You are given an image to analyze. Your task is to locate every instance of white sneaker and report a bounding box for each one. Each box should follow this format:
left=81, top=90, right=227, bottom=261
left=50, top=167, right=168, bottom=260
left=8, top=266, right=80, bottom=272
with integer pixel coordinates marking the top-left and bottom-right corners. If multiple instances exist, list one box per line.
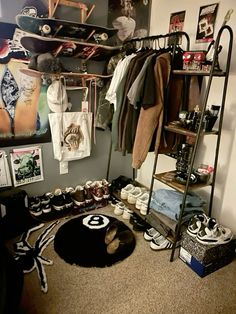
left=144, top=227, right=160, bottom=241
left=150, top=235, right=173, bottom=251
left=136, top=192, right=149, bottom=210
left=114, top=202, right=125, bottom=215
left=127, top=187, right=144, bottom=205
left=120, top=184, right=135, bottom=200
left=122, top=207, right=133, bottom=220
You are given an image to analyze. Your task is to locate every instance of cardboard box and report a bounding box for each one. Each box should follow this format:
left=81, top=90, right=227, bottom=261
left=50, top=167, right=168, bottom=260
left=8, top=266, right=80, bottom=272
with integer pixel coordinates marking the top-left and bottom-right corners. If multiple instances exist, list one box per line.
left=181, top=232, right=235, bottom=265
left=179, top=246, right=234, bottom=277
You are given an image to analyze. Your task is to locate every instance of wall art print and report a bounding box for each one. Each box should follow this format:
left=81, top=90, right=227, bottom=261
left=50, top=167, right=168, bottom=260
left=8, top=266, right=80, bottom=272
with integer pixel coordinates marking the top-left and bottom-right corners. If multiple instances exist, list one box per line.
left=10, top=146, right=44, bottom=187
left=108, top=0, right=151, bottom=44
left=0, top=60, right=51, bottom=147
left=196, top=3, right=219, bottom=43
left=168, top=10, right=186, bottom=45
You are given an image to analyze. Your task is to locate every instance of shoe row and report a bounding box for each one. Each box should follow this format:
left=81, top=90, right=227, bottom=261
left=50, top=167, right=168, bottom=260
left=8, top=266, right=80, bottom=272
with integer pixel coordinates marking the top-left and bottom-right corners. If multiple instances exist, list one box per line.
left=28, top=179, right=111, bottom=217
left=120, top=183, right=150, bottom=215
left=187, top=213, right=233, bottom=245
left=144, top=227, right=173, bottom=251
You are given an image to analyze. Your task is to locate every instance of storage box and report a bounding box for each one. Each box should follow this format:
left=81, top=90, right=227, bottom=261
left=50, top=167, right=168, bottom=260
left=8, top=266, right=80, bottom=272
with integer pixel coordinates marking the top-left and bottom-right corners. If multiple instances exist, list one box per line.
left=179, top=246, right=235, bottom=277
left=181, top=231, right=235, bottom=265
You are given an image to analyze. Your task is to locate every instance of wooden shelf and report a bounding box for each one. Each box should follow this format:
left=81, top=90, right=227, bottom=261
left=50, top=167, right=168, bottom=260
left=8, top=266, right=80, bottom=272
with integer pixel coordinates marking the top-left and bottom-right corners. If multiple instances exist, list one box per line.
left=164, top=124, right=218, bottom=137
left=153, top=171, right=211, bottom=194
left=172, top=69, right=226, bottom=77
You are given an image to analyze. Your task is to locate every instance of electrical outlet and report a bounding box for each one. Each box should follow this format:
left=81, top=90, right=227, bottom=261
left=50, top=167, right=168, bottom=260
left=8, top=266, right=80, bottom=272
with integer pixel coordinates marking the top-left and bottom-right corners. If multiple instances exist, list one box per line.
left=59, top=161, right=69, bottom=174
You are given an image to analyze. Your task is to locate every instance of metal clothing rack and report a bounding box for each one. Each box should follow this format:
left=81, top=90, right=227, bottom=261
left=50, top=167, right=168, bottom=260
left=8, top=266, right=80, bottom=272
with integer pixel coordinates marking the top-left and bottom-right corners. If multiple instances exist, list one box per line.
left=106, top=31, right=190, bottom=182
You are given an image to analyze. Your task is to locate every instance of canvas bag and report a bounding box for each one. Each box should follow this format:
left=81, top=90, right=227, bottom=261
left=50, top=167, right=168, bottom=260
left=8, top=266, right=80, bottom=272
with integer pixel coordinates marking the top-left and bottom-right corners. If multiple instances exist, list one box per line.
left=48, top=112, right=93, bottom=161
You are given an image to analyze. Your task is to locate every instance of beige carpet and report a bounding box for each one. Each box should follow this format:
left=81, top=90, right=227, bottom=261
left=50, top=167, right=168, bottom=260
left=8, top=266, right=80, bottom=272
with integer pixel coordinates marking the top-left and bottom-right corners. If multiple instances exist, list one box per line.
left=10, top=205, right=236, bottom=314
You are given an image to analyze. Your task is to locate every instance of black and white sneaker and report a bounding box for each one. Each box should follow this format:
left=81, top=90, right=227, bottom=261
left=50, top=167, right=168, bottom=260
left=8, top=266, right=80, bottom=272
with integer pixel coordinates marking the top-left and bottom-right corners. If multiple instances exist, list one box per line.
left=51, top=189, right=66, bottom=211
left=196, top=218, right=233, bottom=245
left=187, top=213, right=210, bottom=238
left=144, top=227, right=160, bottom=241
left=29, top=206, right=42, bottom=217
left=150, top=234, right=173, bottom=251
left=42, top=204, right=52, bottom=214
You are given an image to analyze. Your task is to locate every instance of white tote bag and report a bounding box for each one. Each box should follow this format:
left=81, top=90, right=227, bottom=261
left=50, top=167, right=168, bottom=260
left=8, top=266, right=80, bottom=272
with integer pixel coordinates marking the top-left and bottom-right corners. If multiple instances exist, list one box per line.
left=48, top=112, right=93, bottom=161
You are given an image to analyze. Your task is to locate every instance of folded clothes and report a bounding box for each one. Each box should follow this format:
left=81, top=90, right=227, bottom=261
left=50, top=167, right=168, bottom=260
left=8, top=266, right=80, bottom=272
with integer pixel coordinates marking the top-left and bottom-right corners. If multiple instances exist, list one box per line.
left=150, top=189, right=206, bottom=222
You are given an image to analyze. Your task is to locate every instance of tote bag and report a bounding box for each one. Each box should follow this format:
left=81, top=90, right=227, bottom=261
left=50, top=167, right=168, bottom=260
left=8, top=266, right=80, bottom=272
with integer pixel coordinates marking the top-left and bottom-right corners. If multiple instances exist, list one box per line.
left=48, top=112, right=93, bottom=162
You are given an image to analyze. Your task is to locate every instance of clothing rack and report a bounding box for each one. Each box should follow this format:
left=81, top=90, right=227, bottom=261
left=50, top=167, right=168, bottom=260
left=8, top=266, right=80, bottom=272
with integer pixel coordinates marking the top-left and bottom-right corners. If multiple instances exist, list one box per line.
left=106, top=31, right=190, bottom=182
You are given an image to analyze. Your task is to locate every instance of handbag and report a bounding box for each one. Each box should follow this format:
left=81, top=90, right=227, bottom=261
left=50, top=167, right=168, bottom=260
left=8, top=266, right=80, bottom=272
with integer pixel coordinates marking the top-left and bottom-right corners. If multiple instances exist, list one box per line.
left=48, top=111, right=93, bottom=161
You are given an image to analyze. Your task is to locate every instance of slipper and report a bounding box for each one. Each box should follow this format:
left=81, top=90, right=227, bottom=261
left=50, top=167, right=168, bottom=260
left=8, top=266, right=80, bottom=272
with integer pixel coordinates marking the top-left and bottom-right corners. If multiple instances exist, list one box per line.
left=104, top=220, right=125, bottom=245
left=106, top=230, right=134, bottom=255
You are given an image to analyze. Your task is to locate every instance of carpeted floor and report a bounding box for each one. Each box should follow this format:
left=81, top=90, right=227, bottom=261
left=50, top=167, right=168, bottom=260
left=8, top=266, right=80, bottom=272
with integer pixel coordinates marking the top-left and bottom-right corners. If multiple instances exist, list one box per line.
left=8, top=205, right=236, bottom=314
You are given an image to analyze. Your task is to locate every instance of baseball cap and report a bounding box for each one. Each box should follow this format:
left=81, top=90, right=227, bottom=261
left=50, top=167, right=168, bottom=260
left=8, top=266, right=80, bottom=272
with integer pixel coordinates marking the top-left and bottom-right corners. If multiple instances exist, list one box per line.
left=47, top=80, right=69, bottom=113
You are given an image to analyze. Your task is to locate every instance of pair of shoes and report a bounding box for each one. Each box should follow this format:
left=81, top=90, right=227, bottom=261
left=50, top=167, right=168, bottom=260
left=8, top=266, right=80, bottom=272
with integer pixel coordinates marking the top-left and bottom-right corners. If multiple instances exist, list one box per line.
left=105, top=221, right=134, bottom=255
left=120, top=184, right=135, bottom=200
left=122, top=207, right=133, bottom=220
left=71, top=185, right=86, bottom=207
left=88, top=179, right=111, bottom=201
left=127, top=187, right=146, bottom=205
left=28, top=194, right=52, bottom=216
left=144, top=228, right=173, bottom=250
left=51, top=188, right=73, bottom=211
left=150, top=234, right=173, bottom=251
left=187, top=214, right=233, bottom=245
left=135, top=192, right=151, bottom=215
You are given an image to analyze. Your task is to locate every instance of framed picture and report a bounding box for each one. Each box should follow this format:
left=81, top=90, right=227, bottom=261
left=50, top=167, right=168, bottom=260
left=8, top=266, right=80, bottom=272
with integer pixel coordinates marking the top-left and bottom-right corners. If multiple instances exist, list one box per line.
left=0, top=23, right=51, bottom=147
left=107, top=0, right=152, bottom=44
left=196, top=3, right=219, bottom=43
left=10, top=146, right=44, bottom=187
left=168, top=10, right=186, bottom=45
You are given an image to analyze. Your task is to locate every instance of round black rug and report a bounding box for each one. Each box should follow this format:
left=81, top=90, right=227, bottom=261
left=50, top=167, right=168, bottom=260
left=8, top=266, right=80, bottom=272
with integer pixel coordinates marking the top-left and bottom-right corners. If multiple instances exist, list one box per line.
left=54, top=214, right=136, bottom=267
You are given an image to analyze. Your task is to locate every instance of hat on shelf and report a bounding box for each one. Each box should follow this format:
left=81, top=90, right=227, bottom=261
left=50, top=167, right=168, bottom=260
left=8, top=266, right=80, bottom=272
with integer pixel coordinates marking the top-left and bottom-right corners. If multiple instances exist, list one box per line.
left=47, top=79, right=70, bottom=113
left=112, top=16, right=136, bottom=42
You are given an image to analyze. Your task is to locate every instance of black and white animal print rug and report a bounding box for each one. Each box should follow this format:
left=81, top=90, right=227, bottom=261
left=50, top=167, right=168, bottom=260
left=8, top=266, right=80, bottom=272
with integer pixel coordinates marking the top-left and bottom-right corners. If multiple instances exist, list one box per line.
left=13, top=220, right=59, bottom=293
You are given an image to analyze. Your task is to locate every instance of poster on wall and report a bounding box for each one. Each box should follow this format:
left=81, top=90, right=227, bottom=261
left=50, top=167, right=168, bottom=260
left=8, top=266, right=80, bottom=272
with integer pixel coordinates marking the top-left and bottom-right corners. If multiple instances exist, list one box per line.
left=10, top=146, right=44, bottom=187
left=0, top=60, right=51, bottom=147
left=107, top=0, right=151, bottom=44
left=0, top=150, right=12, bottom=188
left=168, top=10, right=186, bottom=45
left=196, top=3, right=219, bottom=43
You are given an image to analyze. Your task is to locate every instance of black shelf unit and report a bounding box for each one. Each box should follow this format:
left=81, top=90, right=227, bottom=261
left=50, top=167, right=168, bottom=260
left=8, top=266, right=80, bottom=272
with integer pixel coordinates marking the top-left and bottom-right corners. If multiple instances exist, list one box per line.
left=145, top=25, right=233, bottom=262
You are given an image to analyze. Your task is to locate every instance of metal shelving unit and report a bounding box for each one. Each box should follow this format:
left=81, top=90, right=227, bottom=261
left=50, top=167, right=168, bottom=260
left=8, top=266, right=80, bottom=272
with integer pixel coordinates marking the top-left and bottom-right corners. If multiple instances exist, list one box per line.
left=146, top=25, right=233, bottom=262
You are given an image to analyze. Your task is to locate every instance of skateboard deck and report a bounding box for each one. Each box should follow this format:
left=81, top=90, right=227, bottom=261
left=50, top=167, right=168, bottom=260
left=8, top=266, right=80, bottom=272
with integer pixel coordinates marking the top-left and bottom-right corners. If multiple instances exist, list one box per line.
left=20, top=33, right=122, bottom=61
left=16, top=14, right=118, bottom=43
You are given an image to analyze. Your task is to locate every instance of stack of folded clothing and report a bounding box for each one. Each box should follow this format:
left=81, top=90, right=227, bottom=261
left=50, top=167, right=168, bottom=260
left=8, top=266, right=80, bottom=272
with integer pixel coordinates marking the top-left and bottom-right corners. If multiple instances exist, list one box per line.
left=150, top=189, right=206, bottom=223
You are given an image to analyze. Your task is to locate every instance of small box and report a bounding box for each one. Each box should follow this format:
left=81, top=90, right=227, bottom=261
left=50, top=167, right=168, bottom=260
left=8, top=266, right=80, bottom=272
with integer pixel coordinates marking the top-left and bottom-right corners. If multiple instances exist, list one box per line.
left=181, top=232, right=235, bottom=265
left=179, top=246, right=234, bottom=277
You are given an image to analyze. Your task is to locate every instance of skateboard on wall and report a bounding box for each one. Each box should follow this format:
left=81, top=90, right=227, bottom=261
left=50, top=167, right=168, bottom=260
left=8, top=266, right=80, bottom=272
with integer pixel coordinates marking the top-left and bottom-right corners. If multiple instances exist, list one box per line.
left=16, top=14, right=118, bottom=43
left=20, top=32, right=122, bottom=61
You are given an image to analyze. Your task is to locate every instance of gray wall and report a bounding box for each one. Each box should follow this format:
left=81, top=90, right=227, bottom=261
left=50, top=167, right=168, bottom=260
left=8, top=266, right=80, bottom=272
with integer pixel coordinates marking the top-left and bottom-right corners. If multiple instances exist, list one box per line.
left=0, top=0, right=132, bottom=196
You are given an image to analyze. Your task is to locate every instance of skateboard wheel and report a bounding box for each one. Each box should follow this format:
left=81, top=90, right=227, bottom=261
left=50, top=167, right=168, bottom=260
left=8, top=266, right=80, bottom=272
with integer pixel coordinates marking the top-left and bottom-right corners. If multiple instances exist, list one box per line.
left=100, top=33, right=108, bottom=41
left=41, top=24, right=51, bottom=35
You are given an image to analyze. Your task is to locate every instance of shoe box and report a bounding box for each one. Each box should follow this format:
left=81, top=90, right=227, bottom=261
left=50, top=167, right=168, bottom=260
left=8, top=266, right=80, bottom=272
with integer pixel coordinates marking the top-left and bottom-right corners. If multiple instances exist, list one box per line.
left=179, top=232, right=236, bottom=277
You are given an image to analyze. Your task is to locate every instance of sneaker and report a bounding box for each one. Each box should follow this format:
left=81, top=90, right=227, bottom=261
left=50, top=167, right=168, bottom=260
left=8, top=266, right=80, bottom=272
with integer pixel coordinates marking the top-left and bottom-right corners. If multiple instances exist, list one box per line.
left=63, top=187, right=74, bottom=208
left=29, top=205, right=42, bottom=216
left=136, top=192, right=149, bottom=210
left=114, top=202, right=125, bottom=215
left=144, top=227, right=160, bottom=241
left=101, top=179, right=110, bottom=199
left=51, top=189, right=66, bottom=211
left=120, top=184, right=135, bottom=200
left=122, top=207, right=133, bottom=220
left=28, top=196, right=41, bottom=209
left=84, top=181, right=94, bottom=204
left=91, top=181, right=104, bottom=201
left=42, top=204, right=52, bottom=214
left=187, top=213, right=210, bottom=238
left=127, top=187, right=145, bottom=205
left=71, top=185, right=86, bottom=207
left=150, top=235, right=173, bottom=251
left=39, top=194, right=51, bottom=205
left=196, top=219, right=233, bottom=245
